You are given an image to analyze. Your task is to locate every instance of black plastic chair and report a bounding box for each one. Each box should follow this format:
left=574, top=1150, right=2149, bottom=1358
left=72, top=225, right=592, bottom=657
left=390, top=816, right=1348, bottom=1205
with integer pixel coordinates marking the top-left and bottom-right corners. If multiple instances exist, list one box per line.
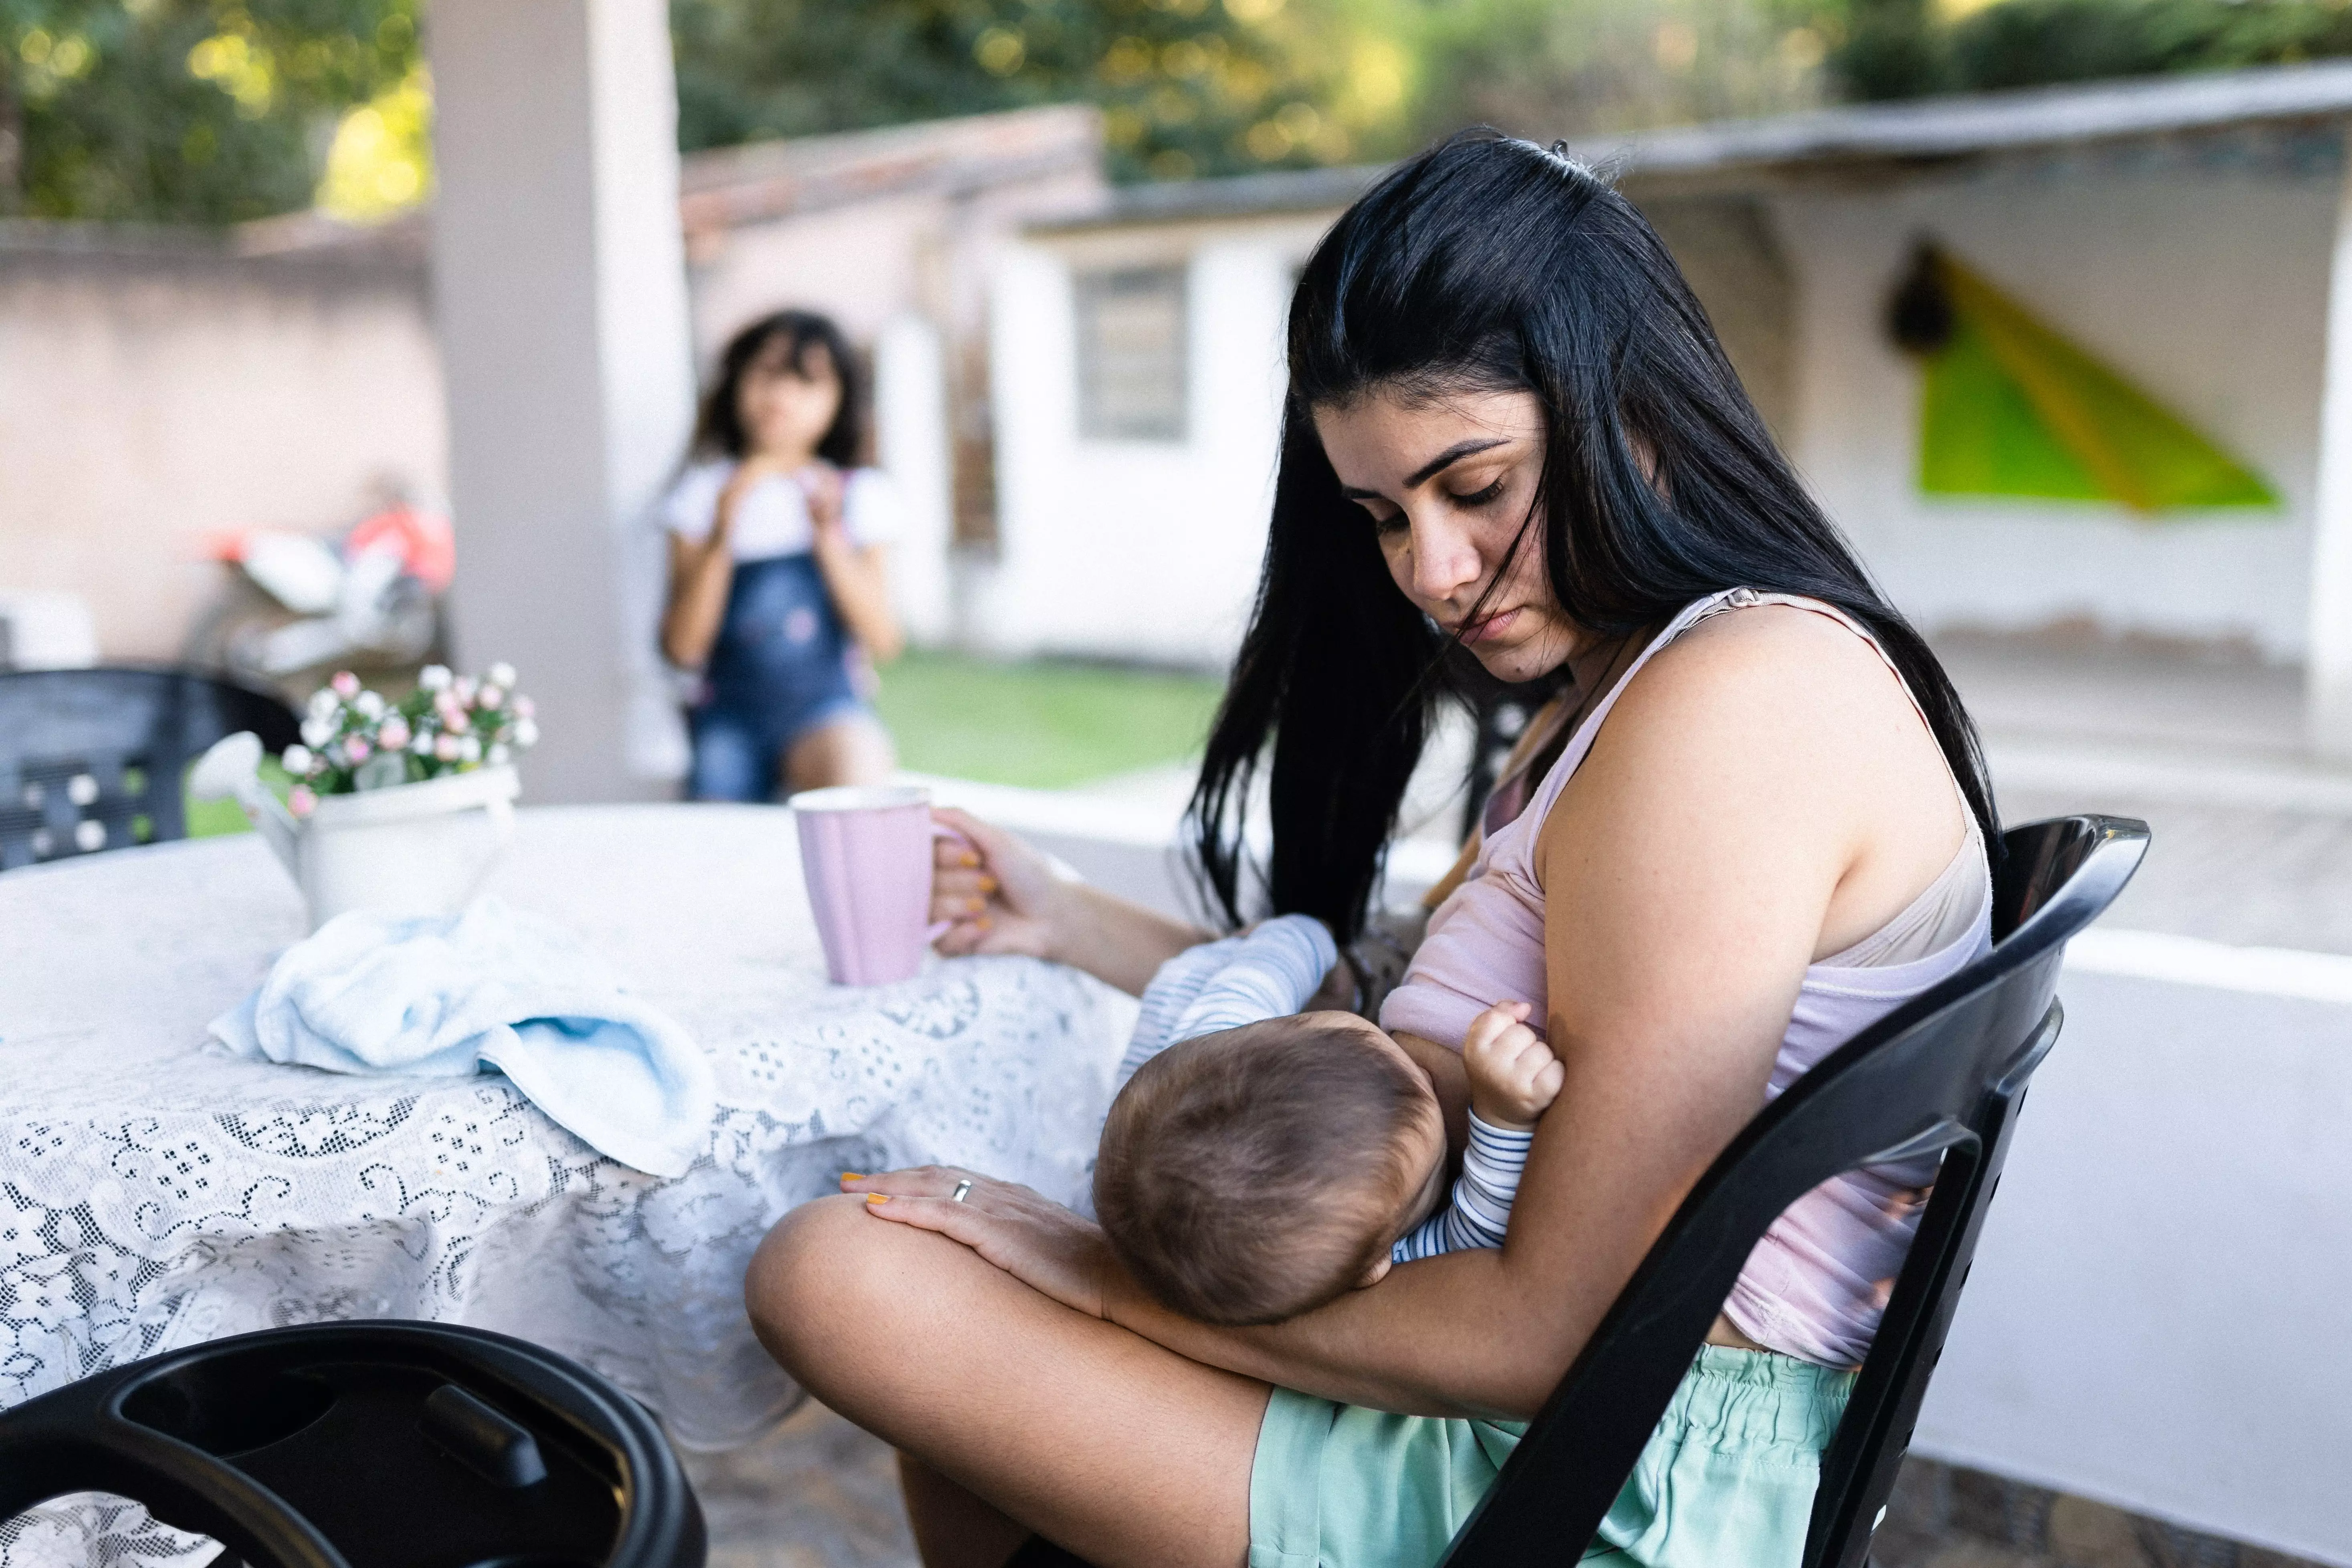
left=0, top=665, right=299, bottom=870
left=1012, top=813, right=2148, bottom=1568
left=0, top=1320, right=705, bottom=1568
left=1439, top=813, right=2147, bottom=1567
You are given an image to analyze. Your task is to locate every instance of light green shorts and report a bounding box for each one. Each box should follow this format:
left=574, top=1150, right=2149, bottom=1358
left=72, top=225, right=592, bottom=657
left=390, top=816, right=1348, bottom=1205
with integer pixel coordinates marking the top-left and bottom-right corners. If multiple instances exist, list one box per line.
left=1248, top=1346, right=1856, bottom=1568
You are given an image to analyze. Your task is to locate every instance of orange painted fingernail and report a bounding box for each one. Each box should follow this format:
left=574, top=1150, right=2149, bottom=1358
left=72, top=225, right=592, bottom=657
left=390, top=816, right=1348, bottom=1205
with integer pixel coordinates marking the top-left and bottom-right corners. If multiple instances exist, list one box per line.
left=840, top=1172, right=864, bottom=1183
left=975, top=916, right=992, bottom=931
left=960, top=852, right=980, bottom=867
left=977, top=875, right=998, bottom=893
left=866, top=1193, right=890, bottom=1205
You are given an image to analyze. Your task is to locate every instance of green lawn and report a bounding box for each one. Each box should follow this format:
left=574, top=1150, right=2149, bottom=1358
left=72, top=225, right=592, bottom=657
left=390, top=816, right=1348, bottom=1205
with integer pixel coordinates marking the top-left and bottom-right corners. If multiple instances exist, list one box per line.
left=184, top=654, right=1225, bottom=836
left=874, top=650, right=1225, bottom=789
left=187, top=757, right=294, bottom=838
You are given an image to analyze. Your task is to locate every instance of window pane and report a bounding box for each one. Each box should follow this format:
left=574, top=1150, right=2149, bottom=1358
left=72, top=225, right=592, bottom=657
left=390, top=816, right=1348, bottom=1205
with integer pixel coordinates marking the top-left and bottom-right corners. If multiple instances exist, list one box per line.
left=1076, top=266, right=1188, bottom=442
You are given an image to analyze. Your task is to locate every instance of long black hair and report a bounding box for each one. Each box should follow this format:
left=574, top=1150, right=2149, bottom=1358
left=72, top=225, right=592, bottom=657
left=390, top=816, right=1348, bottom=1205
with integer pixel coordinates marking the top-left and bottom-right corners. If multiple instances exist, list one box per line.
left=691, top=308, right=864, bottom=467
left=1187, top=130, right=1997, bottom=942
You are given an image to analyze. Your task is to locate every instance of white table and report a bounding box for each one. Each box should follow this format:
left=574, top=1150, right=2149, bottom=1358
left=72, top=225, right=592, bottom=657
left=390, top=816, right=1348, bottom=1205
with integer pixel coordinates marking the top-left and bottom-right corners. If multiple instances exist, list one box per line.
left=0, top=805, right=1131, bottom=1556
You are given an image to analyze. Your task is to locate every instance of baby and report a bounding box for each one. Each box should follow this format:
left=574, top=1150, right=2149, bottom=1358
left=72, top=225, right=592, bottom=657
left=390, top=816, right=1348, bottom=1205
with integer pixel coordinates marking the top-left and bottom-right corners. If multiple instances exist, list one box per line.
left=1095, top=916, right=1563, bottom=1326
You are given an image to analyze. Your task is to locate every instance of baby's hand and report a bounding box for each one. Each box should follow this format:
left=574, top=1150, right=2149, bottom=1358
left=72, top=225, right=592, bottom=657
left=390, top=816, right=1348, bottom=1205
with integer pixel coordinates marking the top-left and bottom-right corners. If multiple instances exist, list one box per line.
left=1462, top=1001, right=1562, bottom=1131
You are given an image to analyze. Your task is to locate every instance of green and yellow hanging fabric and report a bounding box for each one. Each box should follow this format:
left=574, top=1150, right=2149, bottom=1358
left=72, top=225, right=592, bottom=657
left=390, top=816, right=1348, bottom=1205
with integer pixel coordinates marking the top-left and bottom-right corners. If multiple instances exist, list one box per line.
left=1887, top=242, right=2277, bottom=513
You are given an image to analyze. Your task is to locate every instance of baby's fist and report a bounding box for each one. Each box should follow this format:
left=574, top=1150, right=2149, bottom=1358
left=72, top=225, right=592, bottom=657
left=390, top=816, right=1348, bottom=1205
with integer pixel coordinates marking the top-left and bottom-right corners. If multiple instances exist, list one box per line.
left=1462, top=1001, right=1563, bottom=1130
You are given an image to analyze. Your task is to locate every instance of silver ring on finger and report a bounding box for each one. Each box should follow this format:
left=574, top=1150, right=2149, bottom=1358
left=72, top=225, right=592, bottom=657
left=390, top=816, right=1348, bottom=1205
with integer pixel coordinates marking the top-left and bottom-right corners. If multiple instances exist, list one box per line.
left=950, top=1179, right=973, bottom=1203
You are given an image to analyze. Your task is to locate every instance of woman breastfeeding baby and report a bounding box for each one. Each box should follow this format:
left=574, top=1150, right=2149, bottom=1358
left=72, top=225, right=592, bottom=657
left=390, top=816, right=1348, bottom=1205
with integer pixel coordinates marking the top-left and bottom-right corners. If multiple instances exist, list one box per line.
left=746, top=131, right=1998, bottom=1568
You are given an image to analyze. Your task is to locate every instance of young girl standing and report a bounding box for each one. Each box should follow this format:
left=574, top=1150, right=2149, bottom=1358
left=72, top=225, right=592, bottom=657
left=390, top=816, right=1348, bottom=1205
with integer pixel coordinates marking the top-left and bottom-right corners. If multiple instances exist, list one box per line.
left=661, top=309, right=903, bottom=799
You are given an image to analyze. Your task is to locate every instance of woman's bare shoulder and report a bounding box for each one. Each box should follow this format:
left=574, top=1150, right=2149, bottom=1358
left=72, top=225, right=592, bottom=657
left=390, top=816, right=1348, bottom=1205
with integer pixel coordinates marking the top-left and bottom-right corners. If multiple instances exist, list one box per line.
left=1589, top=603, right=1919, bottom=778
left=1536, top=599, right=1958, bottom=950
left=1543, top=605, right=1936, bottom=871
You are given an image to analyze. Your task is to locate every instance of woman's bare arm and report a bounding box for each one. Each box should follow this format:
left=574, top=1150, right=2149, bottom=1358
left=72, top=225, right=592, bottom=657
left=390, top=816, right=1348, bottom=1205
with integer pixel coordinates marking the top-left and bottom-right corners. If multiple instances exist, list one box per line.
left=877, top=612, right=1949, bottom=1417
left=929, top=807, right=1208, bottom=995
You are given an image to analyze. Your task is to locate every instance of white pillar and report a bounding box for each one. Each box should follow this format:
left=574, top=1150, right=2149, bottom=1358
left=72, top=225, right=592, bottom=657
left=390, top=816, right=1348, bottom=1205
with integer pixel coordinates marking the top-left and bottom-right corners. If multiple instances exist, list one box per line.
left=875, top=313, right=956, bottom=647
left=428, top=0, right=695, bottom=801
left=2308, top=135, right=2352, bottom=759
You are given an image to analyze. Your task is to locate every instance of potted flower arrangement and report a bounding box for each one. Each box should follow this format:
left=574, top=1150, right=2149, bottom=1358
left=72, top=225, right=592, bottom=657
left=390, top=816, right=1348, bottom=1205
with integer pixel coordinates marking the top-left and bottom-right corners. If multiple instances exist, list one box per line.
left=192, top=663, right=539, bottom=930
left=283, top=662, right=539, bottom=816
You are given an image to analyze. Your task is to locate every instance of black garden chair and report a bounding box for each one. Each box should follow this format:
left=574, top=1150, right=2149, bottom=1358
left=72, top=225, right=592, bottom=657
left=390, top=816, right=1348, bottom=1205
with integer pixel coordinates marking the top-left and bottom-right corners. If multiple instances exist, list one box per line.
left=0, top=1320, right=705, bottom=1568
left=0, top=665, right=299, bottom=871
left=1017, top=812, right=2149, bottom=1568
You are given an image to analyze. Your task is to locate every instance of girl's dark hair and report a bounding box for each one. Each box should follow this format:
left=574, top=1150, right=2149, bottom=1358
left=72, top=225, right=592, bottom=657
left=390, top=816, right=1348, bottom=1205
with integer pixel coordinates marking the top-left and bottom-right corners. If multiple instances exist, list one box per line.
left=1188, top=130, right=1997, bottom=942
left=691, top=308, right=863, bottom=467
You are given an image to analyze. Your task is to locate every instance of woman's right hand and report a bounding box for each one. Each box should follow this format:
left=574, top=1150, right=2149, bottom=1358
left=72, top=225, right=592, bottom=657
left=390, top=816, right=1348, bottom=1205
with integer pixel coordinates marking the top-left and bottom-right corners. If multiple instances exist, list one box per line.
left=930, top=806, right=1068, bottom=960
left=843, top=1166, right=1111, bottom=1320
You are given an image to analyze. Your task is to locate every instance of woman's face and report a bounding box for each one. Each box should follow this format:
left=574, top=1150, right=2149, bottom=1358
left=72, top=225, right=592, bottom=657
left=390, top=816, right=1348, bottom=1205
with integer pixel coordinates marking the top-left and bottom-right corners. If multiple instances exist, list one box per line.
left=1314, top=387, right=1583, bottom=684
left=736, top=336, right=842, bottom=460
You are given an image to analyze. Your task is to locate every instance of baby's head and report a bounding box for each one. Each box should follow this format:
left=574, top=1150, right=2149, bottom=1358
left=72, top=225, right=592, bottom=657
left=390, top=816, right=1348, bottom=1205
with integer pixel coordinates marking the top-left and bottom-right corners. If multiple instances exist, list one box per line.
left=1094, top=1012, right=1447, bottom=1326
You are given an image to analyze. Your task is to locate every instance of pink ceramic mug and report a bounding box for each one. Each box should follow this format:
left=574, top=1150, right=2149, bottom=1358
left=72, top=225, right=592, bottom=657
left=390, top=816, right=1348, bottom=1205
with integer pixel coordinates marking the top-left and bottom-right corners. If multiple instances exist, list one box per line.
left=789, top=784, right=945, bottom=985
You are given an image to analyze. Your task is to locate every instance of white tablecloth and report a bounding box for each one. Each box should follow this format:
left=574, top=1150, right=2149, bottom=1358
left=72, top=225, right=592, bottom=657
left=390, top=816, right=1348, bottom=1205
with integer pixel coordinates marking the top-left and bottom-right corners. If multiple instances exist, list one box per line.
left=0, top=805, right=1133, bottom=1559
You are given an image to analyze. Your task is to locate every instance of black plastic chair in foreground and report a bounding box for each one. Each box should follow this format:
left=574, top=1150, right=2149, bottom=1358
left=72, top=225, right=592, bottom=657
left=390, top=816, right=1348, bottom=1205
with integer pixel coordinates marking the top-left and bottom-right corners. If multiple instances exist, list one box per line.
left=1011, top=813, right=2148, bottom=1568
left=0, top=665, right=300, bottom=870
left=0, top=1320, right=706, bottom=1568
left=1439, top=813, right=2148, bottom=1568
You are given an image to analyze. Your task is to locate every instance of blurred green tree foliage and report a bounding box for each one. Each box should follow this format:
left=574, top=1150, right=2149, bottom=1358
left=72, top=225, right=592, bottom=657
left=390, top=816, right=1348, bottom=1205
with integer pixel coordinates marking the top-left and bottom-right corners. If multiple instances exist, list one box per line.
left=14, top=0, right=2352, bottom=224
left=1401, top=0, right=1832, bottom=141
left=670, top=0, right=1410, bottom=182
left=0, top=0, right=417, bottom=220
left=1833, top=0, right=2352, bottom=101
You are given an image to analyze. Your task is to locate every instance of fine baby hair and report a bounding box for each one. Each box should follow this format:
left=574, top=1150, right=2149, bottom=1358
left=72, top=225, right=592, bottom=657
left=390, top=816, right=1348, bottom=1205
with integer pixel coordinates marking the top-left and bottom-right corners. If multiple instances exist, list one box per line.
left=1095, top=1017, right=1437, bottom=1326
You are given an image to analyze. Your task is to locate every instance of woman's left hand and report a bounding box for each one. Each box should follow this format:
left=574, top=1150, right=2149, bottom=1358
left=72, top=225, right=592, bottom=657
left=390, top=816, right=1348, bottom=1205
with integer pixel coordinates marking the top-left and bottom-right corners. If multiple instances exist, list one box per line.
left=842, top=1167, right=1110, bottom=1319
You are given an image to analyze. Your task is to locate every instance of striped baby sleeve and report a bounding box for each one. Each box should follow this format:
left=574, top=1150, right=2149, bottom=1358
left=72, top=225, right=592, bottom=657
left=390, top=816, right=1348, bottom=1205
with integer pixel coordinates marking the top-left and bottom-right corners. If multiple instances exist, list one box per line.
left=1115, top=915, right=1340, bottom=1091
left=1391, top=1112, right=1534, bottom=1262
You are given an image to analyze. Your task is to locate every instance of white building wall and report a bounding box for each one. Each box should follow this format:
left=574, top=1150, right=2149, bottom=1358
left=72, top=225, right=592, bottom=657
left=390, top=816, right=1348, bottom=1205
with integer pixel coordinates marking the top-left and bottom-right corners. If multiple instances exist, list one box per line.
left=981, top=219, right=1317, bottom=666
left=1775, top=158, right=2336, bottom=660
left=0, top=250, right=446, bottom=663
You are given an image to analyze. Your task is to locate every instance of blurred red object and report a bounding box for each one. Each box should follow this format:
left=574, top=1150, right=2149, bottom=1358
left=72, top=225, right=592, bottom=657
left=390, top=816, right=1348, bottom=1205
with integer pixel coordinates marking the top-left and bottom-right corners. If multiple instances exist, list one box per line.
left=193, top=507, right=454, bottom=595
left=345, top=505, right=456, bottom=593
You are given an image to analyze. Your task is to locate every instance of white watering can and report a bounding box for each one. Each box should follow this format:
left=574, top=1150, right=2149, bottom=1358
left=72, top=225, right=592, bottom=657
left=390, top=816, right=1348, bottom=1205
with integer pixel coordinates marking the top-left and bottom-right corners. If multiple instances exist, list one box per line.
left=190, top=731, right=519, bottom=932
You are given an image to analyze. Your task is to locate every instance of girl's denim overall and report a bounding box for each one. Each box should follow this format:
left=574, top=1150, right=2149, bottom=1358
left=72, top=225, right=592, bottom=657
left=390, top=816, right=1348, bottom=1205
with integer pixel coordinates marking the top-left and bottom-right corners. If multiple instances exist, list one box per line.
left=688, top=552, right=866, bottom=801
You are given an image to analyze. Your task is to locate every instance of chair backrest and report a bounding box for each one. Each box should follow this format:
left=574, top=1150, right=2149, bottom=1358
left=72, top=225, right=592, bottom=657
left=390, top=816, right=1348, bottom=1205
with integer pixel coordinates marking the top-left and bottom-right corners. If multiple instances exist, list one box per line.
left=0, top=666, right=299, bottom=870
left=0, top=1320, right=705, bottom=1568
left=1438, top=814, right=2149, bottom=1568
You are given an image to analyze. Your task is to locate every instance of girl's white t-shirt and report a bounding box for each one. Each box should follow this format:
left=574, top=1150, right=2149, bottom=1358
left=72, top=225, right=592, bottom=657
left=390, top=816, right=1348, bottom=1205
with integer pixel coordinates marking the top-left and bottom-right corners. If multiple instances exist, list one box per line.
left=662, top=462, right=904, bottom=562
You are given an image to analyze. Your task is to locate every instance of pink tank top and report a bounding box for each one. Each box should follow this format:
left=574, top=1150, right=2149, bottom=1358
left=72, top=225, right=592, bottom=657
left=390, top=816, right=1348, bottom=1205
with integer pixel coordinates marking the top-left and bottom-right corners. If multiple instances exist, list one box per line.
left=1380, top=588, right=1993, bottom=1368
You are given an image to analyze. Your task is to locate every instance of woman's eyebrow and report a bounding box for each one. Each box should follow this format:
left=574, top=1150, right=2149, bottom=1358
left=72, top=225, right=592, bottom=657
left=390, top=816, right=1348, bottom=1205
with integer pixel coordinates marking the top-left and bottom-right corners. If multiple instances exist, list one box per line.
left=1337, top=436, right=1512, bottom=500
left=1402, top=438, right=1510, bottom=489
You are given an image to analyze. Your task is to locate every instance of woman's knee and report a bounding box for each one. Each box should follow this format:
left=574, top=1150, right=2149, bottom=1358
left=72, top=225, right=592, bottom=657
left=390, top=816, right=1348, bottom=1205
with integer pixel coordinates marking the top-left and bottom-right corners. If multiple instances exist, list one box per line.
left=746, top=1193, right=928, bottom=1386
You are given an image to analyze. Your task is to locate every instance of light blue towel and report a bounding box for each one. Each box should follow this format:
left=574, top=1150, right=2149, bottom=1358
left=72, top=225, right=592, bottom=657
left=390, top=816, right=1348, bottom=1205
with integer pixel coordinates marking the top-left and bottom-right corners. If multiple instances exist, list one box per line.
left=209, top=898, right=717, bottom=1178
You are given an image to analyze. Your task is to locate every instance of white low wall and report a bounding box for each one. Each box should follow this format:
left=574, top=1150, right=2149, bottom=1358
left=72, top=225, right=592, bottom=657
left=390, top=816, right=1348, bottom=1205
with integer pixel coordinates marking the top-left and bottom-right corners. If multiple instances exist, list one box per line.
left=1919, top=929, right=2352, bottom=1565
left=925, top=795, right=2351, bottom=1563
